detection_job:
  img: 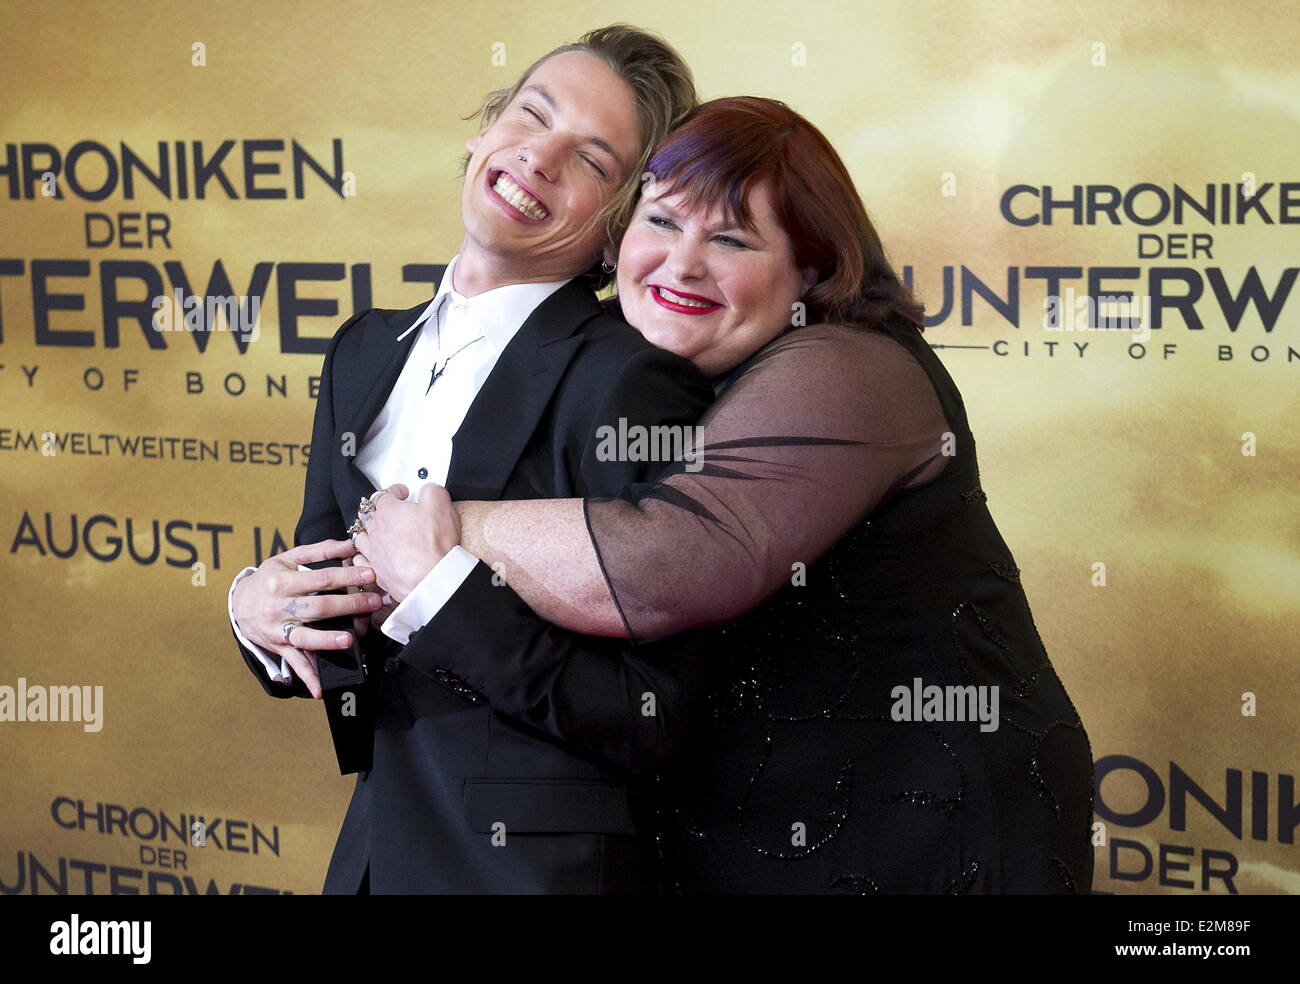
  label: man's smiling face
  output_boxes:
[460,50,641,283]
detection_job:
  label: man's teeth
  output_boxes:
[656,286,715,308]
[492,172,548,220]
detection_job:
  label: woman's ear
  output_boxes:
[800,266,818,294]
[465,133,480,154]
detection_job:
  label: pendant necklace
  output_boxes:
[427,299,484,395]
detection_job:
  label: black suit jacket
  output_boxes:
[233,274,713,893]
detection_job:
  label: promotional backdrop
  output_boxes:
[2,0,1297,894]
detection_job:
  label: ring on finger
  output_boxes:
[282,619,305,644]
[359,489,390,515]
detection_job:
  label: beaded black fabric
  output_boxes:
[586,318,1095,894]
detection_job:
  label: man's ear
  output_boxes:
[465,133,480,154]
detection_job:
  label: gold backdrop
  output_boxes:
[1,0,1296,894]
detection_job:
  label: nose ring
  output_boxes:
[517,148,528,162]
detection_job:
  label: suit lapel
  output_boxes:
[446,278,600,501]
[337,301,427,517]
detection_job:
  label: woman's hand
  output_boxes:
[354,483,462,604]
[231,538,385,698]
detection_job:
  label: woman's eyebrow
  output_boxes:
[650,196,681,216]
[656,198,760,237]
[520,83,624,171]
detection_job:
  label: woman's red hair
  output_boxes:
[644,96,923,330]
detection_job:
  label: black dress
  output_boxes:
[584,316,1095,893]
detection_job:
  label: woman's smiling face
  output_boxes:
[616,178,815,376]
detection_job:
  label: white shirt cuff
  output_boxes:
[381,546,480,646]
[228,566,292,684]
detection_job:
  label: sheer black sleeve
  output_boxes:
[585,322,952,642]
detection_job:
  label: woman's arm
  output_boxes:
[397,321,948,772]
[455,498,626,635]
[453,322,952,642]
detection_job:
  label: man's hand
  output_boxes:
[354,483,461,603]
[231,538,384,699]
[345,549,397,635]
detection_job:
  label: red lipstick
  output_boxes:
[648,283,722,315]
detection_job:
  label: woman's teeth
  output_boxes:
[492,172,548,221]
[655,286,716,308]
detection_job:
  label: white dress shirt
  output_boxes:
[228,253,572,684]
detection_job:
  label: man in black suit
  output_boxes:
[228,27,711,893]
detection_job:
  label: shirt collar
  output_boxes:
[396,254,576,353]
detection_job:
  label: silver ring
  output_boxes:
[282,619,305,644]
[359,489,391,516]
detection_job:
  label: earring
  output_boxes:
[601,258,617,274]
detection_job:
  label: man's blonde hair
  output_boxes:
[460,24,697,288]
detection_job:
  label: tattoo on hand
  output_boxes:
[283,598,308,617]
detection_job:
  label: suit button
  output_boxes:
[384,657,401,675]
[417,467,428,480]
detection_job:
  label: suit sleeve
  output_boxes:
[396,344,714,774]
[231,309,369,700]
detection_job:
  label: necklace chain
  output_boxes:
[426,297,484,395]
